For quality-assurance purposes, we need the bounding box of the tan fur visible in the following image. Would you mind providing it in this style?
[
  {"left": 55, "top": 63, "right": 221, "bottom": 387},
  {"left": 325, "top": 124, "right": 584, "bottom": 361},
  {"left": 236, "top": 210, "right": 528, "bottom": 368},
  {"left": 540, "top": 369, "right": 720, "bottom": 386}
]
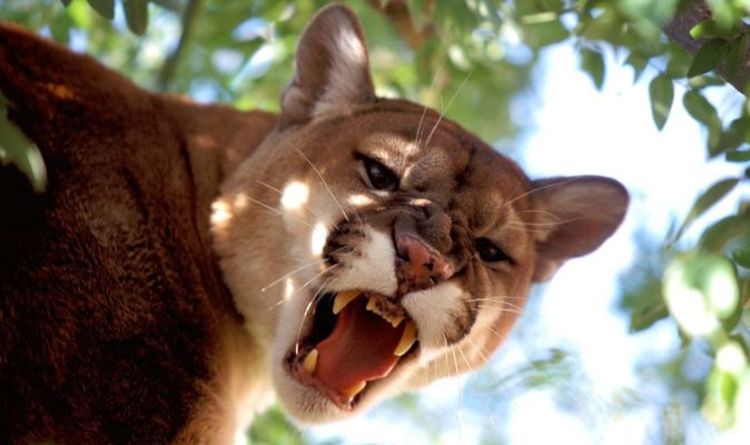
[{"left": 0, "top": 5, "right": 628, "bottom": 444}]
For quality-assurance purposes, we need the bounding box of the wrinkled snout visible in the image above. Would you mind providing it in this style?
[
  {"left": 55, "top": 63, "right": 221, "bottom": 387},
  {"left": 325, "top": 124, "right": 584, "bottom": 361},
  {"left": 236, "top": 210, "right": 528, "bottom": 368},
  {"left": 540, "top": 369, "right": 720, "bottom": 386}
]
[{"left": 395, "top": 234, "right": 452, "bottom": 295}]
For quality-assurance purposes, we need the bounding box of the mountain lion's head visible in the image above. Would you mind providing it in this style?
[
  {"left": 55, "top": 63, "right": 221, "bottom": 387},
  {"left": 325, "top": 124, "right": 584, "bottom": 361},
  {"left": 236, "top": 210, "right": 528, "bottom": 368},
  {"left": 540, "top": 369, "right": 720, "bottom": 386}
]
[{"left": 212, "top": 5, "right": 628, "bottom": 424}]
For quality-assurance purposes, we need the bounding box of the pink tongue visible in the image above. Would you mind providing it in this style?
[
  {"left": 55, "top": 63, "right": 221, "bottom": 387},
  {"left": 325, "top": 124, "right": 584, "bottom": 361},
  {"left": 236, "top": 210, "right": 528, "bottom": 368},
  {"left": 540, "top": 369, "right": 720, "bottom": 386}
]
[{"left": 315, "top": 297, "right": 404, "bottom": 395}]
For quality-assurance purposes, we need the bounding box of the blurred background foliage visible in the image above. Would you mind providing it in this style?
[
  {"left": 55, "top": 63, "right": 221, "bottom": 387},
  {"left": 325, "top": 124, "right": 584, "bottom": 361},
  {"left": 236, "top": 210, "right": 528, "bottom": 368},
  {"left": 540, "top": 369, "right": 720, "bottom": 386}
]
[{"left": 1, "top": 0, "right": 750, "bottom": 443}]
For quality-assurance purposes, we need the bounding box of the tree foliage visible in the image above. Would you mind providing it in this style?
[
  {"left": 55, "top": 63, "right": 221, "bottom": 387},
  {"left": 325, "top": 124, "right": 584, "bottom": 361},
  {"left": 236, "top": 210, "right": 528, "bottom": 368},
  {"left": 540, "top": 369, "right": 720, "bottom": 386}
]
[{"left": 2, "top": 0, "right": 750, "bottom": 442}]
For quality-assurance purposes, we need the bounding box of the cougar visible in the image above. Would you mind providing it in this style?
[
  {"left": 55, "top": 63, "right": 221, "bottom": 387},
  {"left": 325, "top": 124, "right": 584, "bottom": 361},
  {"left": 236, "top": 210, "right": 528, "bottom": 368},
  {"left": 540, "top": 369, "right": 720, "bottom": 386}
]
[{"left": 0, "top": 5, "right": 628, "bottom": 444}]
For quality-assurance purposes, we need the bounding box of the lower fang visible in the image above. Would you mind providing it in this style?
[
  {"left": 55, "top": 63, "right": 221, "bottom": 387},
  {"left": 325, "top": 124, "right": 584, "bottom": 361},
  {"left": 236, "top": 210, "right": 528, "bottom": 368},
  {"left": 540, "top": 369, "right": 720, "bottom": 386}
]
[
  {"left": 341, "top": 381, "right": 366, "bottom": 399},
  {"left": 393, "top": 321, "right": 417, "bottom": 356},
  {"left": 302, "top": 348, "right": 318, "bottom": 374}
]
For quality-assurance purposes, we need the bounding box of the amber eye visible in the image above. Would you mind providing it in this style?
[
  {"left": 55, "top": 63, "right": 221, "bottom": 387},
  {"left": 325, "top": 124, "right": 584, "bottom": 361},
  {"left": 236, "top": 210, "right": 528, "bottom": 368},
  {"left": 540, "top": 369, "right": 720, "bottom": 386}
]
[
  {"left": 360, "top": 156, "right": 399, "bottom": 191},
  {"left": 475, "top": 237, "right": 513, "bottom": 264}
]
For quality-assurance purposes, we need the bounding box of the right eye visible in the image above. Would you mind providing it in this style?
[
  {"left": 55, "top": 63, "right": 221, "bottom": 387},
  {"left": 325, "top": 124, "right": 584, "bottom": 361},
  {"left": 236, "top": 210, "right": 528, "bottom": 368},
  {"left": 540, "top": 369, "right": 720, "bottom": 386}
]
[
  {"left": 475, "top": 237, "right": 514, "bottom": 264},
  {"left": 360, "top": 156, "right": 399, "bottom": 191}
]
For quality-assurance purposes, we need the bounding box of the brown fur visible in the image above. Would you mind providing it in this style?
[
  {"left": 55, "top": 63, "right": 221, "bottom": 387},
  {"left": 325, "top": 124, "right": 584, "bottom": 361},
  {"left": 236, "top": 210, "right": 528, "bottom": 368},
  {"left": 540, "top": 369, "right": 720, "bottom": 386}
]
[{"left": 0, "top": 22, "right": 274, "bottom": 445}]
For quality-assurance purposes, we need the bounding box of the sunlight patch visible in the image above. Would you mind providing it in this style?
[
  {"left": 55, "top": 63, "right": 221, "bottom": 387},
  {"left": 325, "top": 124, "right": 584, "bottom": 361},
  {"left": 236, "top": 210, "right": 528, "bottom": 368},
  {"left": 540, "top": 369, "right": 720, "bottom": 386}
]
[
  {"left": 311, "top": 222, "right": 328, "bottom": 257},
  {"left": 281, "top": 181, "right": 310, "bottom": 210},
  {"left": 284, "top": 278, "right": 295, "bottom": 301},
  {"left": 234, "top": 192, "right": 248, "bottom": 210},
  {"left": 348, "top": 193, "right": 374, "bottom": 207},
  {"left": 210, "top": 199, "right": 233, "bottom": 227}
]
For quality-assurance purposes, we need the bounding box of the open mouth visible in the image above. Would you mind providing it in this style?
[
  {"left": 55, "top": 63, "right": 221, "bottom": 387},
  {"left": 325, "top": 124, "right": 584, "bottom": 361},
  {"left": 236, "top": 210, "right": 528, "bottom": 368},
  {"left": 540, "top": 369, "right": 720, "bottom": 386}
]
[{"left": 287, "top": 290, "right": 420, "bottom": 409}]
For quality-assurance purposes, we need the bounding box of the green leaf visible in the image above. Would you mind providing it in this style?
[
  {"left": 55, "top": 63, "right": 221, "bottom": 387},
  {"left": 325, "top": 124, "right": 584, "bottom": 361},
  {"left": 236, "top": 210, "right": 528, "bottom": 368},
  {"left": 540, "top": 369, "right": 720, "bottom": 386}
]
[
  {"left": 726, "top": 32, "right": 750, "bottom": 82},
  {"left": 726, "top": 149, "right": 750, "bottom": 162},
  {"left": 630, "top": 299, "right": 669, "bottom": 332},
  {"left": 699, "top": 213, "right": 750, "bottom": 253},
  {"left": 579, "top": 9, "right": 621, "bottom": 41},
  {"left": 703, "top": 367, "right": 739, "bottom": 428},
  {"left": 688, "top": 75, "right": 728, "bottom": 89},
  {"left": 687, "top": 38, "right": 731, "bottom": 78},
  {"left": 624, "top": 52, "right": 649, "bottom": 83},
  {"left": 60, "top": 0, "right": 72, "bottom": 6},
  {"left": 666, "top": 46, "right": 694, "bottom": 78},
  {"left": 516, "top": 0, "right": 564, "bottom": 15},
  {"left": 87, "top": 0, "right": 115, "bottom": 20},
  {"left": 683, "top": 90, "right": 722, "bottom": 153},
  {"left": 649, "top": 74, "right": 674, "bottom": 130},
  {"left": 523, "top": 19, "right": 569, "bottom": 47},
  {"left": 151, "top": 0, "right": 182, "bottom": 12},
  {"left": 674, "top": 177, "right": 740, "bottom": 243},
  {"left": 683, "top": 90, "right": 720, "bottom": 127},
  {"left": 732, "top": 245, "right": 750, "bottom": 268},
  {"left": 49, "top": 13, "right": 73, "bottom": 44},
  {"left": 715, "top": 117, "right": 750, "bottom": 156},
  {"left": 664, "top": 253, "right": 739, "bottom": 337},
  {"left": 0, "top": 95, "right": 47, "bottom": 192},
  {"left": 123, "top": 0, "right": 149, "bottom": 35},
  {"left": 581, "top": 47, "right": 605, "bottom": 90},
  {"left": 690, "top": 19, "right": 742, "bottom": 39}
]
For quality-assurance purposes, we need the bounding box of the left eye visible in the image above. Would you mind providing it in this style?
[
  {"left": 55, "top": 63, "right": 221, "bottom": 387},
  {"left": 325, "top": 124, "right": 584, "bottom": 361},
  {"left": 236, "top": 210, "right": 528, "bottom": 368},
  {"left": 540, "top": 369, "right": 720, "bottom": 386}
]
[
  {"left": 475, "top": 237, "right": 513, "bottom": 264},
  {"left": 361, "top": 156, "right": 399, "bottom": 191}
]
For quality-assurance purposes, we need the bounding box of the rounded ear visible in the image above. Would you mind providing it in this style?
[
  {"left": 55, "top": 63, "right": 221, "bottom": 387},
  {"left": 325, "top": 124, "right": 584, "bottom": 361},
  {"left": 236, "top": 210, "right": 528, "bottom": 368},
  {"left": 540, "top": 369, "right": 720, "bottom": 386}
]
[
  {"left": 530, "top": 176, "right": 629, "bottom": 282},
  {"left": 280, "top": 5, "right": 376, "bottom": 127}
]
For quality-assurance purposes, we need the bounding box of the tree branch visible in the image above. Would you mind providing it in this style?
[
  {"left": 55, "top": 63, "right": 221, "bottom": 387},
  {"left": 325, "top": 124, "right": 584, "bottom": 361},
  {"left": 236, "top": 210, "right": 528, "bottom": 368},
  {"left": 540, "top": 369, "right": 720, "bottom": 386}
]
[
  {"left": 664, "top": 0, "right": 750, "bottom": 93},
  {"left": 366, "top": 0, "right": 434, "bottom": 51},
  {"left": 158, "top": 0, "right": 201, "bottom": 92}
]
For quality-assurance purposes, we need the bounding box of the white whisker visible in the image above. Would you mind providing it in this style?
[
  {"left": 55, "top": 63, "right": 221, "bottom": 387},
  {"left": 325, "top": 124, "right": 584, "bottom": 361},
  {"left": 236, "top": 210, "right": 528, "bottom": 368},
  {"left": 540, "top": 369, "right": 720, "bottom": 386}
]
[
  {"left": 424, "top": 66, "right": 475, "bottom": 149},
  {"left": 256, "top": 179, "right": 326, "bottom": 222},
  {"left": 293, "top": 265, "right": 339, "bottom": 355},
  {"left": 446, "top": 334, "right": 464, "bottom": 441},
  {"left": 261, "top": 260, "right": 327, "bottom": 293},
  {"left": 503, "top": 178, "right": 577, "bottom": 210},
  {"left": 295, "top": 148, "right": 350, "bottom": 222},
  {"left": 414, "top": 56, "right": 448, "bottom": 147}
]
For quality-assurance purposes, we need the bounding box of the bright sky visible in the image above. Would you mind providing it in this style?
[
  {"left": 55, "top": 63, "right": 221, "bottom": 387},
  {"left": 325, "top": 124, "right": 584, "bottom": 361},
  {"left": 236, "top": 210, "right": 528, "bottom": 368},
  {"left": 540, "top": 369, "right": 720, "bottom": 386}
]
[{"left": 309, "top": 40, "right": 750, "bottom": 445}]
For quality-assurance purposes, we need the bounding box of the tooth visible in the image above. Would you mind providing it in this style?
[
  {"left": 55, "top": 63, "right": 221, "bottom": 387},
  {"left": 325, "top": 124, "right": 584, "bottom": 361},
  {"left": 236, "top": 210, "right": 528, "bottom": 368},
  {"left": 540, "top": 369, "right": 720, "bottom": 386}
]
[
  {"left": 302, "top": 348, "right": 318, "bottom": 374},
  {"left": 341, "top": 380, "right": 367, "bottom": 399},
  {"left": 333, "top": 290, "right": 360, "bottom": 314},
  {"left": 394, "top": 321, "right": 417, "bottom": 356},
  {"left": 389, "top": 315, "right": 405, "bottom": 328},
  {"left": 366, "top": 296, "right": 378, "bottom": 313}
]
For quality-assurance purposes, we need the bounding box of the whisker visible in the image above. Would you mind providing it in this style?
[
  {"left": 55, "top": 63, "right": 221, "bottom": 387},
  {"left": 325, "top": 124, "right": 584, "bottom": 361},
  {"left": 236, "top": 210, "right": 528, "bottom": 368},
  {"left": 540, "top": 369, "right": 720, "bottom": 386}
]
[
  {"left": 256, "top": 179, "right": 326, "bottom": 223},
  {"left": 414, "top": 56, "right": 448, "bottom": 147},
  {"left": 470, "top": 295, "right": 527, "bottom": 302},
  {"left": 423, "top": 65, "right": 475, "bottom": 149},
  {"left": 470, "top": 303, "right": 536, "bottom": 318},
  {"left": 515, "top": 209, "right": 564, "bottom": 221},
  {"left": 295, "top": 148, "right": 350, "bottom": 223},
  {"left": 506, "top": 217, "right": 584, "bottom": 228},
  {"left": 502, "top": 178, "right": 578, "bottom": 210},
  {"left": 247, "top": 196, "right": 317, "bottom": 231},
  {"left": 261, "top": 259, "right": 327, "bottom": 293},
  {"left": 446, "top": 334, "right": 464, "bottom": 441},
  {"left": 485, "top": 324, "right": 509, "bottom": 343},
  {"left": 255, "top": 179, "right": 282, "bottom": 194},
  {"left": 464, "top": 336, "right": 505, "bottom": 385},
  {"left": 268, "top": 265, "right": 338, "bottom": 311},
  {"left": 293, "top": 265, "right": 339, "bottom": 355}
]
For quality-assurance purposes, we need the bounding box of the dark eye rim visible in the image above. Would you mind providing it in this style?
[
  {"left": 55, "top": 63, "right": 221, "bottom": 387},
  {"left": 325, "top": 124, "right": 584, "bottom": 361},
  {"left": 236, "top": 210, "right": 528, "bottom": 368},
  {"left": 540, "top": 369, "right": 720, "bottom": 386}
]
[
  {"left": 474, "top": 237, "right": 515, "bottom": 265},
  {"left": 355, "top": 153, "right": 399, "bottom": 191}
]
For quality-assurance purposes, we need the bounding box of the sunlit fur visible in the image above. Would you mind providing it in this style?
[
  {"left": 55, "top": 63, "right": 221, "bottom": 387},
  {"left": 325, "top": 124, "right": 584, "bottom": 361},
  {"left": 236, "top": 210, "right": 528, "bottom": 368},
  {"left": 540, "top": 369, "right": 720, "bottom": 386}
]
[{"left": 210, "top": 5, "right": 627, "bottom": 433}]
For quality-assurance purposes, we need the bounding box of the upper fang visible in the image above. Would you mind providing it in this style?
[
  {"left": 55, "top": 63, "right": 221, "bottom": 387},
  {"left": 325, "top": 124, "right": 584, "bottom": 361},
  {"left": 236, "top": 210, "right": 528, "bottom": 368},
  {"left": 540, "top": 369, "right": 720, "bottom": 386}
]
[{"left": 333, "top": 290, "right": 360, "bottom": 314}]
